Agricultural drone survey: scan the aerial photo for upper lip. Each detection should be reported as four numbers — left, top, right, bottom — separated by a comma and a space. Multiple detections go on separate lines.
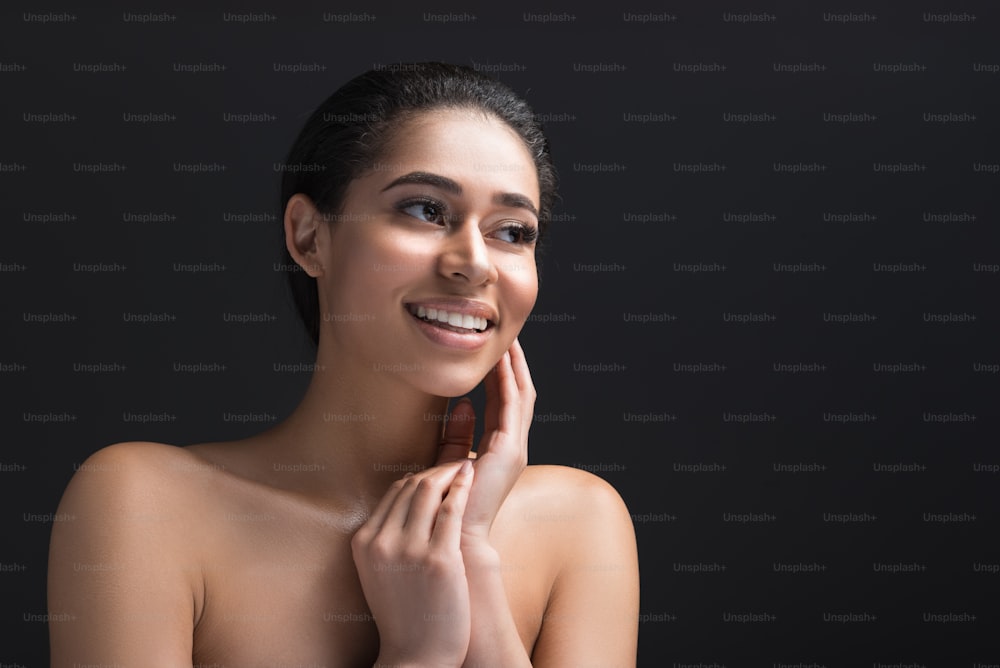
404, 298, 499, 326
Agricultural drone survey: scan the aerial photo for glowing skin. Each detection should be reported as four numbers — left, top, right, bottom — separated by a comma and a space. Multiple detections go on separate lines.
302, 108, 540, 399
47, 107, 639, 668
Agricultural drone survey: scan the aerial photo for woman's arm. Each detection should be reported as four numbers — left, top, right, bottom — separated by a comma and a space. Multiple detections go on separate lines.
435, 341, 535, 666
47, 442, 199, 667
434, 340, 639, 666
526, 467, 640, 667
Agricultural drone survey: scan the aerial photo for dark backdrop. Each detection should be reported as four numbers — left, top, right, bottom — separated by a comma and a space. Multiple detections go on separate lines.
1, 1, 998, 665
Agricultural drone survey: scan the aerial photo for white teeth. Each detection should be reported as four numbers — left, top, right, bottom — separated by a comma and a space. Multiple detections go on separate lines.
409, 304, 490, 332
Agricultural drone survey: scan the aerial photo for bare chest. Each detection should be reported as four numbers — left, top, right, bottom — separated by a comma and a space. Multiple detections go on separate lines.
190, 506, 547, 666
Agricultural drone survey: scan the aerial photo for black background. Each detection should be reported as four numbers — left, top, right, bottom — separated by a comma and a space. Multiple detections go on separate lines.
1, 2, 998, 665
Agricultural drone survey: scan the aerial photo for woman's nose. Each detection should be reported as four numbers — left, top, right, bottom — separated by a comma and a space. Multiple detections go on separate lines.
437, 219, 498, 285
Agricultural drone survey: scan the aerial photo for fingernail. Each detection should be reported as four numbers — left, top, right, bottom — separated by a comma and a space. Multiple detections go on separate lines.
460, 459, 473, 475
403, 472, 414, 478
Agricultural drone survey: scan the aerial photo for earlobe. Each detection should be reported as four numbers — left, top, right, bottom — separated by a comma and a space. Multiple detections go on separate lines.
284, 194, 324, 278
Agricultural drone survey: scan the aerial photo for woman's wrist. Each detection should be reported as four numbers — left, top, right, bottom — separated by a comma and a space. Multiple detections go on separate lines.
460, 539, 502, 574
374, 655, 457, 668
458, 540, 533, 668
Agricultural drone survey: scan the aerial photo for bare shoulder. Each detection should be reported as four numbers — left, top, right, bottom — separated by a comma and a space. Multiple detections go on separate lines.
511, 464, 633, 518
48, 441, 212, 664
51, 439, 224, 559
57, 440, 214, 510
497, 464, 636, 564
506, 465, 640, 667
72, 439, 212, 474
50, 439, 214, 566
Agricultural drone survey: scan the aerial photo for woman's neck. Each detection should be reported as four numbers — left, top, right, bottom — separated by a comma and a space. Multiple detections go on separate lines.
248, 339, 453, 510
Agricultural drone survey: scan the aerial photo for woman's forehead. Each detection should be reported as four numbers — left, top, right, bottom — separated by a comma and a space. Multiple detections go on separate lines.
373, 109, 540, 199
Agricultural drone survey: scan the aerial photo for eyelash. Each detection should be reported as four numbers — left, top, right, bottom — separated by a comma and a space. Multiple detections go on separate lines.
395, 197, 538, 245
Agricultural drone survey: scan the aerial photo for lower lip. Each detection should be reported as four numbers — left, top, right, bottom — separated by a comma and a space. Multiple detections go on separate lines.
406, 309, 493, 351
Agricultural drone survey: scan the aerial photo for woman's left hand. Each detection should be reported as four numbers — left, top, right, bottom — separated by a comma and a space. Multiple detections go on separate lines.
436, 337, 535, 547
435, 337, 541, 667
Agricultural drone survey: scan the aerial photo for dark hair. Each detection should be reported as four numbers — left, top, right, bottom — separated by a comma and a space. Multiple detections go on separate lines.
278, 61, 558, 347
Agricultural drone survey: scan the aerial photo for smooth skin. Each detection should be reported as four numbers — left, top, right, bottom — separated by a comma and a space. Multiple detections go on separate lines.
47, 108, 639, 666
352, 459, 475, 666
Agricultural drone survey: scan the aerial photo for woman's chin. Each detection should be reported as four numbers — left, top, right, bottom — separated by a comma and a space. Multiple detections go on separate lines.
409, 371, 489, 399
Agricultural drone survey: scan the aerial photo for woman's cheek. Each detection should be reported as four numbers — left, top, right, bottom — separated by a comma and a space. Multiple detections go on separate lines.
507, 264, 539, 321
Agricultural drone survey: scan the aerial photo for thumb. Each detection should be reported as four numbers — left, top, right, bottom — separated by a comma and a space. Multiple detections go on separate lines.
436, 397, 476, 464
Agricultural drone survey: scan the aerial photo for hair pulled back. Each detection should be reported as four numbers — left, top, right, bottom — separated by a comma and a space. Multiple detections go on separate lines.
278, 62, 557, 346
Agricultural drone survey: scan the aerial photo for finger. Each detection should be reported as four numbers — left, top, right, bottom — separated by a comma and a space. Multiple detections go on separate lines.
491, 349, 520, 441
383, 464, 460, 532
436, 397, 476, 465
473, 351, 520, 466
430, 459, 474, 552
364, 472, 413, 532
380, 474, 424, 532
461, 345, 528, 535
508, 337, 537, 440
508, 337, 533, 394
483, 351, 514, 444
482, 354, 502, 437
404, 461, 466, 539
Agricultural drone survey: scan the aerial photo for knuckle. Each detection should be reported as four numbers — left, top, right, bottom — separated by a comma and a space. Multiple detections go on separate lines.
492, 437, 515, 456
349, 532, 367, 555
423, 551, 456, 574
368, 535, 394, 560
425, 464, 458, 484
399, 545, 423, 564
437, 501, 459, 519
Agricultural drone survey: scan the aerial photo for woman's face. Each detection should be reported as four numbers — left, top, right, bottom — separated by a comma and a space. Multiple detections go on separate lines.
311, 108, 540, 397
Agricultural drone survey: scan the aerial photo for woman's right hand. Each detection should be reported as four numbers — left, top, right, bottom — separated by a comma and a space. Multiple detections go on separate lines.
351, 458, 475, 667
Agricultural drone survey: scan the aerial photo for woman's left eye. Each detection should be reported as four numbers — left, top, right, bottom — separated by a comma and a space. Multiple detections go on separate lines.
495, 223, 539, 245
399, 199, 445, 224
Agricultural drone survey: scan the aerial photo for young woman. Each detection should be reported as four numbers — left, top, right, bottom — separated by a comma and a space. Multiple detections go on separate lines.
48, 62, 639, 667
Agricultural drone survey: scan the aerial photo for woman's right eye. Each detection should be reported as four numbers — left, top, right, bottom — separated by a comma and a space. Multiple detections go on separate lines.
398, 199, 446, 224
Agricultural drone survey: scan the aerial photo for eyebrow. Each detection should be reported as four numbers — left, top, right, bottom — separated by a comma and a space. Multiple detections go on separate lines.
380, 171, 539, 219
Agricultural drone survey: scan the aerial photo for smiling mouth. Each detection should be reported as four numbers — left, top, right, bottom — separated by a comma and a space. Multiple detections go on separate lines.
405, 304, 493, 334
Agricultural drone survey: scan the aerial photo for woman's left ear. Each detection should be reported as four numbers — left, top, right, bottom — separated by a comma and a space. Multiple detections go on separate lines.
285, 194, 325, 278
